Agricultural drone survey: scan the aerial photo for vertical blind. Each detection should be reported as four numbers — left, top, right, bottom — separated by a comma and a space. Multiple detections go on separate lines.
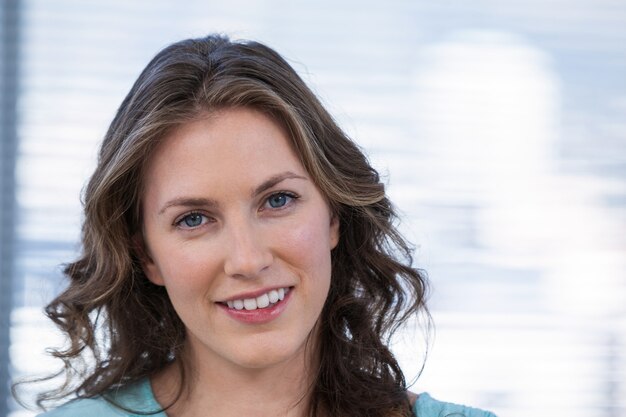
1, 2, 20, 417
5, 1, 626, 416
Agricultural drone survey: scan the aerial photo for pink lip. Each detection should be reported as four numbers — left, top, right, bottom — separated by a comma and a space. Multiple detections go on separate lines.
218, 288, 293, 324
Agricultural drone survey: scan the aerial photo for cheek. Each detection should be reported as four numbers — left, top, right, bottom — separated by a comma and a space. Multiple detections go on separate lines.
280, 214, 334, 275
154, 244, 223, 327
154, 242, 221, 293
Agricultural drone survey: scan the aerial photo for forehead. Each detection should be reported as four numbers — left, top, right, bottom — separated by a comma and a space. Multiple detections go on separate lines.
142, 108, 307, 200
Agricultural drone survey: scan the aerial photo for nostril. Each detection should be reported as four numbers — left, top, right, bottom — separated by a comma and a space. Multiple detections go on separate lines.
223, 247, 273, 278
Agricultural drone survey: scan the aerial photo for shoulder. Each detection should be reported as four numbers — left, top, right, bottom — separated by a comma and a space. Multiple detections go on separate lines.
36, 378, 165, 417
413, 392, 498, 417
36, 396, 121, 417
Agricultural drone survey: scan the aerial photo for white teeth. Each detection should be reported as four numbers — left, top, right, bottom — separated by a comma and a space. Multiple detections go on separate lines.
243, 298, 257, 310
256, 293, 270, 308
225, 287, 289, 311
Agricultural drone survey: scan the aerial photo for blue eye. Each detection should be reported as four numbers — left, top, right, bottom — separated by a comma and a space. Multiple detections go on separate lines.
266, 192, 297, 209
178, 212, 207, 228
268, 194, 288, 208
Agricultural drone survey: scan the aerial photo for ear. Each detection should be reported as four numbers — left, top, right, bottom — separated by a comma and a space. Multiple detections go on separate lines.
132, 234, 165, 286
329, 213, 340, 250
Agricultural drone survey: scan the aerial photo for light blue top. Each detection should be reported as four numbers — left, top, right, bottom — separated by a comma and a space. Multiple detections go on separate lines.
37, 378, 497, 417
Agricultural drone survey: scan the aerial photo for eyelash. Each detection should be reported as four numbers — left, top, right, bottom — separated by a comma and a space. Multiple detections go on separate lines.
174, 211, 211, 230
261, 191, 299, 211
174, 191, 300, 230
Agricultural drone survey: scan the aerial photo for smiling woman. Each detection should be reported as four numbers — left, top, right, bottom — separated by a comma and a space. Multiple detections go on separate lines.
22, 35, 496, 417
140, 109, 338, 382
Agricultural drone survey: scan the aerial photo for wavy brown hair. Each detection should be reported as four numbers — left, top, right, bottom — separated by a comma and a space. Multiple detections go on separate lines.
31, 34, 429, 416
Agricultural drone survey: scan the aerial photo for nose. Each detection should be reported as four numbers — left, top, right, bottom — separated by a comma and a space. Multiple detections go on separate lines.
222, 219, 273, 278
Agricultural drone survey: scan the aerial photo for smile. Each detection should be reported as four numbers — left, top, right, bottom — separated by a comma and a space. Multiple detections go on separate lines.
224, 287, 290, 311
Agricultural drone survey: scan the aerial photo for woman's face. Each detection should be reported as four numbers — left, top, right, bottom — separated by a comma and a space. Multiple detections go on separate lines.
140, 108, 339, 372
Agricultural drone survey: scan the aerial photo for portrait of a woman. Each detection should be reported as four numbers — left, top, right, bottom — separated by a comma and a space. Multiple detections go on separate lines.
31, 34, 496, 417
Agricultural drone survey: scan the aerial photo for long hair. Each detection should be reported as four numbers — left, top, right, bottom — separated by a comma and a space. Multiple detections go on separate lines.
33, 34, 429, 417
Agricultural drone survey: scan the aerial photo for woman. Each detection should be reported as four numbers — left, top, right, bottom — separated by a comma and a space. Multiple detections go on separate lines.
32, 34, 496, 417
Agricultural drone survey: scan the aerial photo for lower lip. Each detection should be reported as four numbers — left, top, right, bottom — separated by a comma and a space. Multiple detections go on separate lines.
218, 289, 293, 324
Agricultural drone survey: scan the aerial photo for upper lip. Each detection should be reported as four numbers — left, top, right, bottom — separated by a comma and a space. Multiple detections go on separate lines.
218, 285, 292, 303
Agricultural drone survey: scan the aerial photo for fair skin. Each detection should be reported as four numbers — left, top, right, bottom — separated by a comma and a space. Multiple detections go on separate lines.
140, 107, 340, 417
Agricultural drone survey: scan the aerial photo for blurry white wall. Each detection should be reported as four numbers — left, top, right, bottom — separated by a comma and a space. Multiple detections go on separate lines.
4, 1, 625, 416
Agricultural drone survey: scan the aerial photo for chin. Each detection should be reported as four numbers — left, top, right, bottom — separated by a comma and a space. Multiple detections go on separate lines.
234, 355, 287, 370
232, 340, 310, 370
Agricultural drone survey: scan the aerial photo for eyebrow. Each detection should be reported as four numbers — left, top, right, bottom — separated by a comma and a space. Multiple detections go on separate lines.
158, 197, 219, 215
252, 171, 307, 198
158, 171, 307, 215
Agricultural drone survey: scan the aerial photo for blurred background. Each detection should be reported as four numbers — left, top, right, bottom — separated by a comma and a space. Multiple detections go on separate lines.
1, 0, 625, 416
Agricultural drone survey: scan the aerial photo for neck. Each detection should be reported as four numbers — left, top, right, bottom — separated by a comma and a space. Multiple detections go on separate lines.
151, 344, 317, 417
